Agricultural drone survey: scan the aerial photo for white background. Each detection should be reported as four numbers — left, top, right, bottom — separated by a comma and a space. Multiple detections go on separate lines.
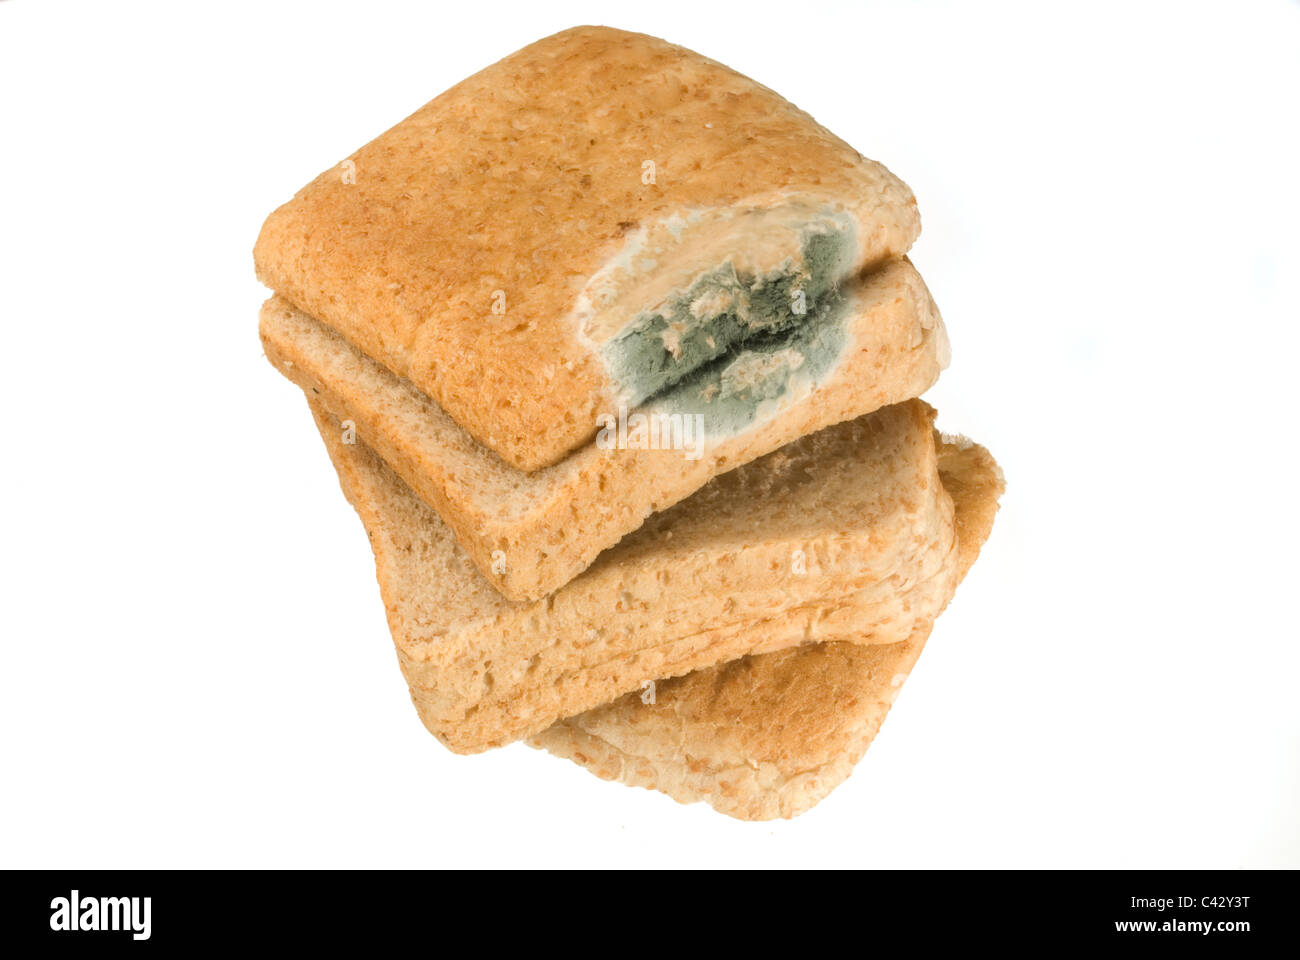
1, 0, 1296, 869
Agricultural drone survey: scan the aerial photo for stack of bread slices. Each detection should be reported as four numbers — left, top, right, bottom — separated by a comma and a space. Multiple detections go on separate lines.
256, 26, 1004, 820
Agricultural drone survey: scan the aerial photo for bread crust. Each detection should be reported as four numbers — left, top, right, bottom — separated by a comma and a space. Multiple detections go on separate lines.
264, 258, 947, 600
531, 433, 1004, 819
533, 626, 933, 821
307, 399, 961, 753
256, 26, 921, 470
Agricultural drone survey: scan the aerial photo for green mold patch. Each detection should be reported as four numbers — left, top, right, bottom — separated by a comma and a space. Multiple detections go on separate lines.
603, 223, 856, 443
604, 226, 855, 411
643, 285, 851, 440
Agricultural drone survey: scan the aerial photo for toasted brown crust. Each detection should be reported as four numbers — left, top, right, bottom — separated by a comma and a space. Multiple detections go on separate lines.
256, 26, 921, 470
531, 433, 1003, 819
262, 258, 948, 600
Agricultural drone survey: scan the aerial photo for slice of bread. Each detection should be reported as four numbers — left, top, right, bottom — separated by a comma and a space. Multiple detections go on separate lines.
532, 436, 1004, 819
305, 398, 961, 754
256, 26, 923, 471
264, 257, 948, 600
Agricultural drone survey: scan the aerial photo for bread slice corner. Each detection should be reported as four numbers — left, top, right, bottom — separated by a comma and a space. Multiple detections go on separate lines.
529, 430, 1003, 819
